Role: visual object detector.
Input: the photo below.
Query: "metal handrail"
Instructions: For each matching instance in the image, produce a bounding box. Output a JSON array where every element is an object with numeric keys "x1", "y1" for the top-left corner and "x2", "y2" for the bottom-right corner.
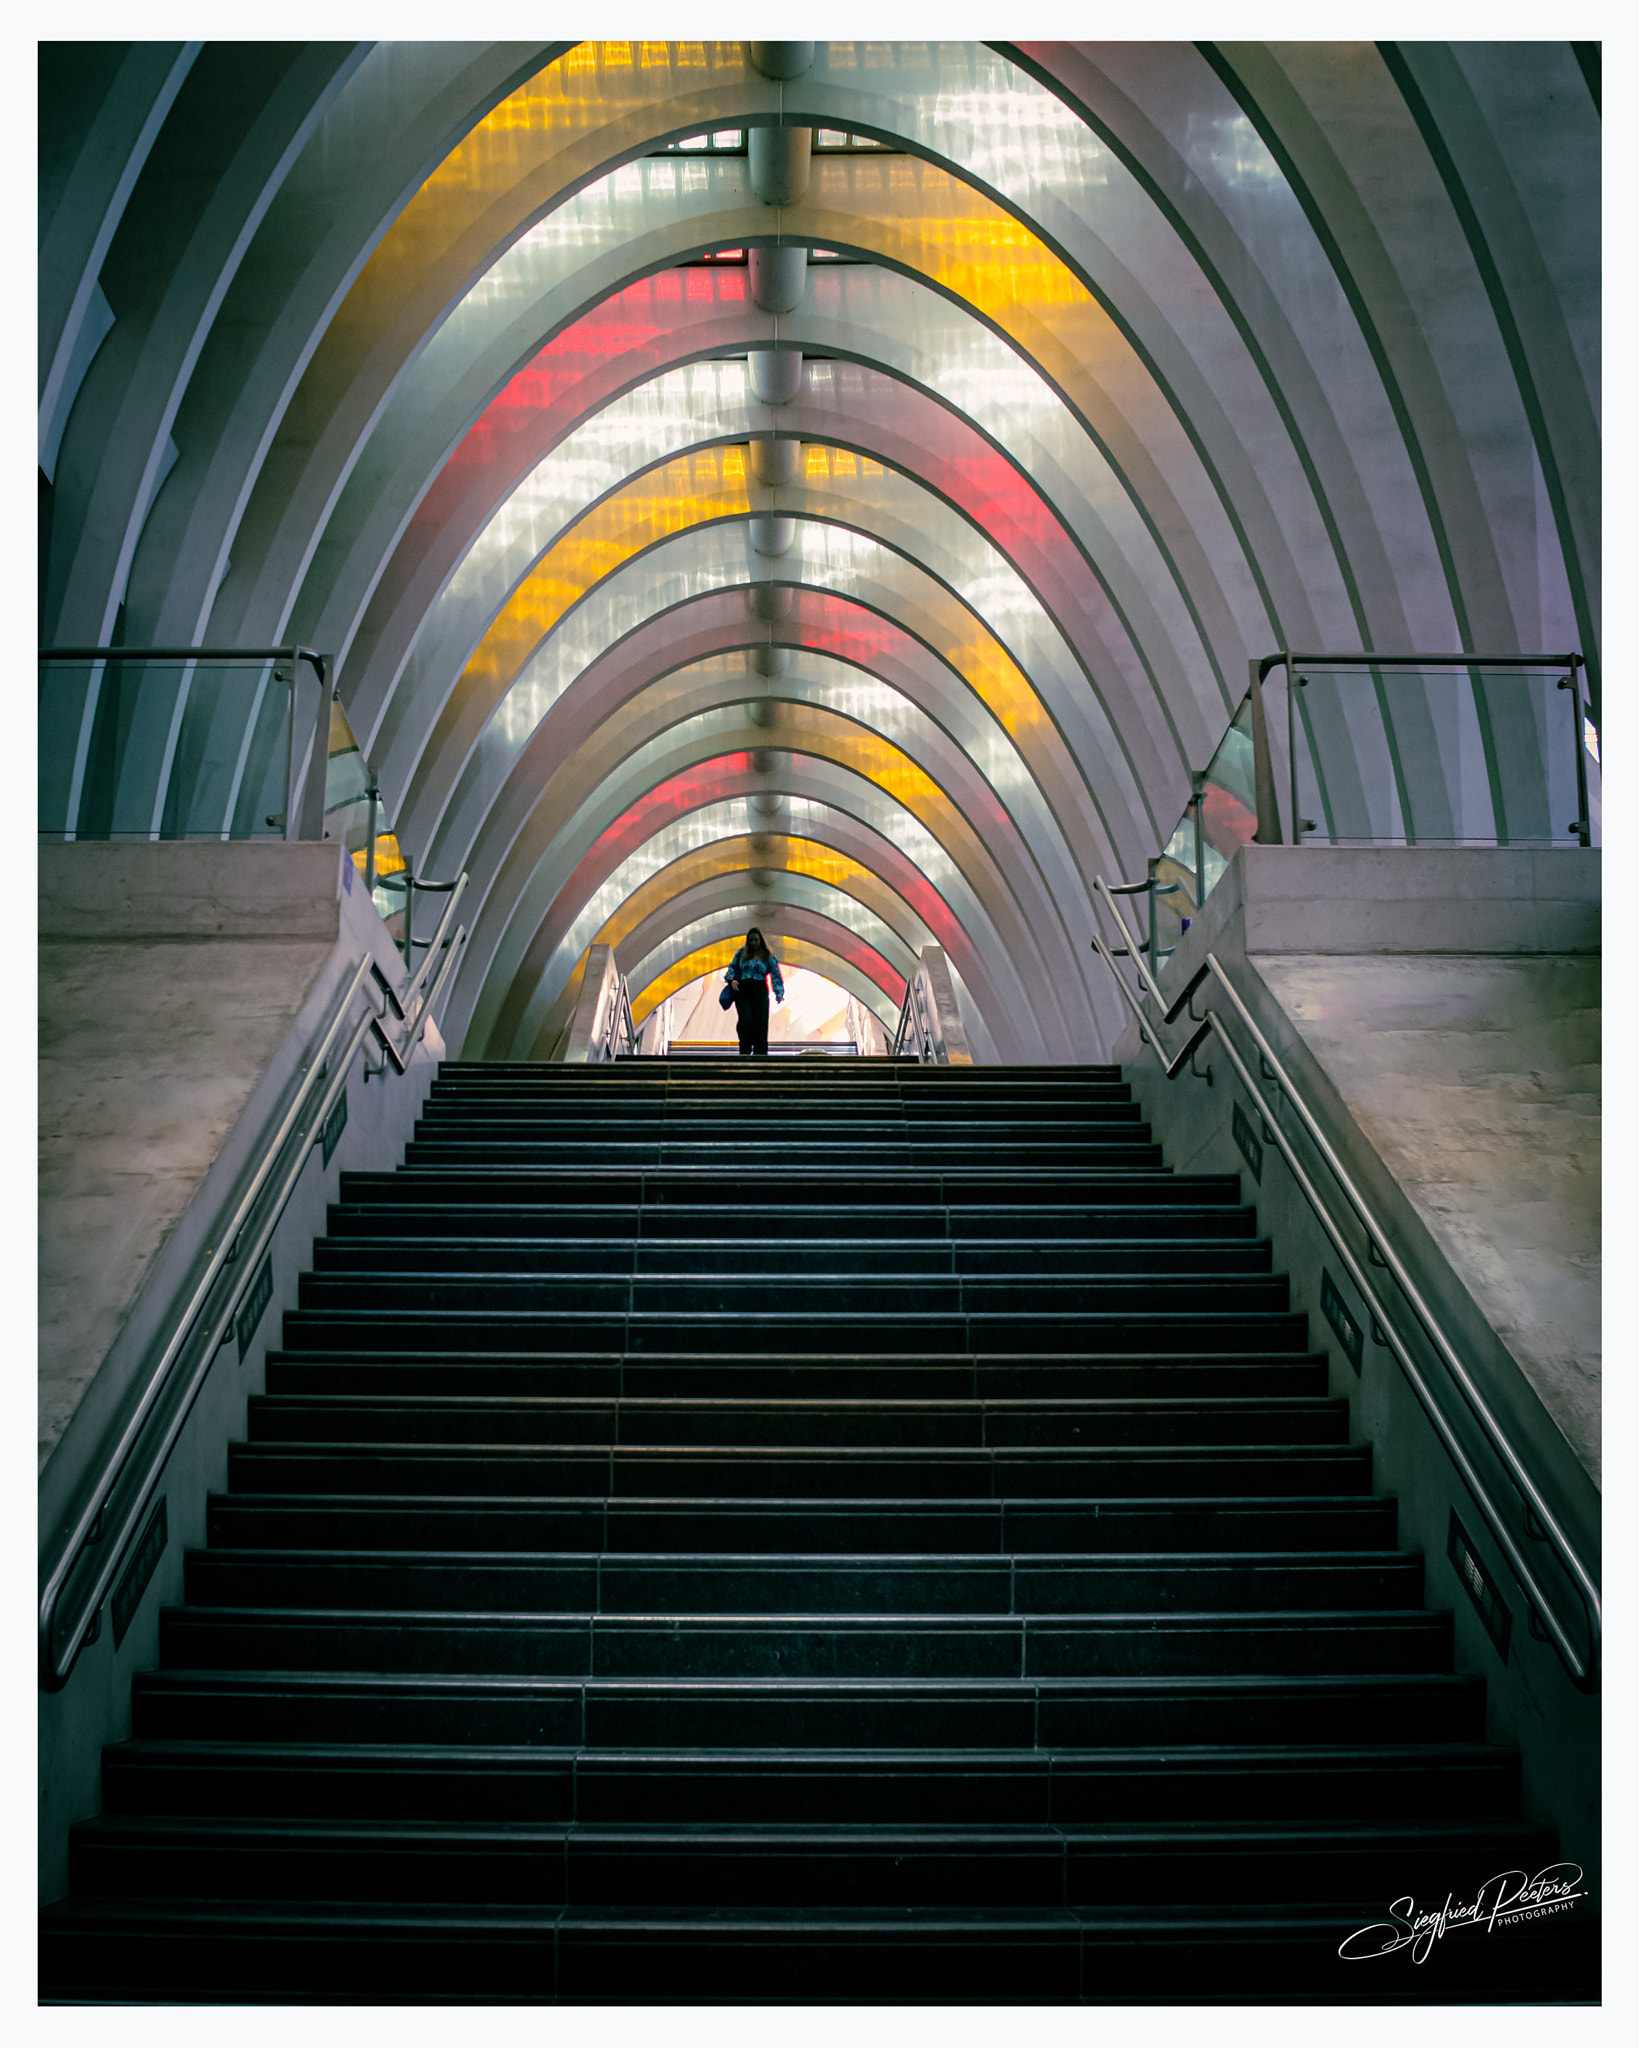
[
  {"x1": 600, "y1": 975, "x2": 639, "y2": 1061},
  {"x1": 1093, "y1": 877, "x2": 1174, "y2": 1015},
  {"x1": 399, "y1": 920, "x2": 466, "y2": 1070},
  {"x1": 1090, "y1": 890, "x2": 1600, "y2": 1691},
  {"x1": 893, "y1": 975, "x2": 937, "y2": 1063},
  {"x1": 359, "y1": 865, "x2": 464, "y2": 981},
  {"x1": 374, "y1": 866, "x2": 464, "y2": 971},
  {"x1": 367, "y1": 923, "x2": 469, "y2": 1080},
  {"x1": 39, "y1": 646, "x2": 328, "y2": 676},
  {"x1": 38, "y1": 900, "x2": 465, "y2": 1691},
  {"x1": 406, "y1": 876, "x2": 466, "y2": 1008},
  {"x1": 1256, "y1": 650, "x2": 1584, "y2": 679}
]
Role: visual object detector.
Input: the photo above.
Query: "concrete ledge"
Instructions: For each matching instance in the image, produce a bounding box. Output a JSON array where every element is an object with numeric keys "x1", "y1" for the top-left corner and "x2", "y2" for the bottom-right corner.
[
  {"x1": 40, "y1": 841, "x2": 344, "y2": 939},
  {"x1": 1123, "y1": 844, "x2": 1600, "y2": 1508},
  {"x1": 38, "y1": 844, "x2": 360, "y2": 1475},
  {"x1": 1223, "y1": 846, "x2": 1599, "y2": 955}
]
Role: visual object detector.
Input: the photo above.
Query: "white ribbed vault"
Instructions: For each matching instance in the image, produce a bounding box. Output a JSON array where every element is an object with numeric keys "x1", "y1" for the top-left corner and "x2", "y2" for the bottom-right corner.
[{"x1": 39, "y1": 39, "x2": 1600, "y2": 1057}]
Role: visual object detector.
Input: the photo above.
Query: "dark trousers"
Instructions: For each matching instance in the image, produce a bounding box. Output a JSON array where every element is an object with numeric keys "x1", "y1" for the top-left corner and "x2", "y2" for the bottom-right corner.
[{"x1": 733, "y1": 986, "x2": 769, "y2": 1056}]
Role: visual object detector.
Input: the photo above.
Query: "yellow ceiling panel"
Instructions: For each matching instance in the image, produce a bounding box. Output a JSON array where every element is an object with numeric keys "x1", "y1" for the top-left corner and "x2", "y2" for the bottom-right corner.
[
  {"x1": 631, "y1": 933, "x2": 891, "y2": 1022},
  {"x1": 457, "y1": 443, "x2": 1058, "y2": 773},
  {"x1": 417, "y1": 41, "x2": 747, "y2": 197},
  {"x1": 460, "y1": 447, "x2": 751, "y2": 691},
  {"x1": 806, "y1": 155, "x2": 1096, "y2": 321},
  {"x1": 632, "y1": 939, "x2": 742, "y2": 1015},
  {"x1": 590, "y1": 832, "x2": 896, "y2": 952}
]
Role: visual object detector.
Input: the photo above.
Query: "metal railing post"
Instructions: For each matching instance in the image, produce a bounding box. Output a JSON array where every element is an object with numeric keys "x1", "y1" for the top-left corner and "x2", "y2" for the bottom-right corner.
[
  {"x1": 302, "y1": 656, "x2": 330, "y2": 842},
  {"x1": 1247, "y1": 658, "x2": 1284, "y2": 844},
  {"x1": 1560, "y1": 663, "x2": 1592, "y2": 849},
  {"x1": 364, "y1": 786, "x2": 379, "y2": 894},
  {"x1": 281, "y1": 663, "x2": 298, "y2": 842},
  {"x1": 1189, "y1": 775, "x2": 1205, "y2": 915},
  {"x1": 1285, "y1": 654, "x2": 1303, "y2": 841}
]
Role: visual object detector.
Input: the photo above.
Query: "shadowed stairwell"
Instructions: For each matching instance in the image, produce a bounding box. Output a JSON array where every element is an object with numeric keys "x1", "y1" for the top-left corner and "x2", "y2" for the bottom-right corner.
[{"x1": 39, "y1": 1056, "x2": 1597, "y2": 2002}]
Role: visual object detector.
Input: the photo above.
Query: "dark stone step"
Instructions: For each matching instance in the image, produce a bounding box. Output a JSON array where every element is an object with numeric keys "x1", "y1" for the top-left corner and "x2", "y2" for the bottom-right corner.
[
  {"x1": 323, "y1": 1203, "x2": 1260, "y2": 1242},
  {"x1": 309, "y1": 1237, "x2": 1275, "y2": 1278},
  {"x1": 408, "y1": 1126, "x2": 1151, "y2": 1153},
  {"x1": 263, "y1": 1352, "x2": 1330, "y2": 1402},
  {"x1": 336, "y1": 1172, "x2": 1238, "y2": 1210},
  {"x1": 431, "y1": 1073, "x2": 1127, "y2": 1096},
  {"x1": 400, "y1": 1142, "x2": 1169, "y2": 1171},
  {"x1": 277, "y1": 1310, "x2": 1313, "y2": 1357},
  {"x1": 205, "y1": 1491, "x2": 1398, "y2": 1556},
  {"x1": 442, "y1": 1063, "x2": 1115, "y2": 1078},
  {"x1": 183, "y1": 1548, "x2": 1422, "y2": 1616},
  {"x1": 157, "y1": 1605, "x2": 1451, "y2": 1679},
  {"x1": 427, "y1": 1075, "x2": 1131, "y2": 1089},
  {"x1": 99, "y1": 1737, "x2": 1516, "y2": 1824},
  {"x1": 225, "y1": 1441, "x2": 1373, "y2": 1500},
  {"x1": 551, "y1": 1895, "x2": 1597, "y2": 2004},
  {"x1": 131, "y1": 1668, "x2": 1488, "y2": 1748},
  {"x1": 293, "y1": 1274, "x2": 1292, "y2": 1317},
  {"x1": 415, "y1": 1102, "x2": 1145, "y2": 1128},
  {"x1": 428, "y1": 1078, "x2": 1132, "y2": 1098},
  {"x1": 243, "y1": 1394, "x2": 1346, "y2": 1451},
  {"x1": 64, "y1": 1812, "x2": 1550, "y2": 1911},
  {"x1": 38, "y1": 1895, "x2": 1599, "y2": 2004}
]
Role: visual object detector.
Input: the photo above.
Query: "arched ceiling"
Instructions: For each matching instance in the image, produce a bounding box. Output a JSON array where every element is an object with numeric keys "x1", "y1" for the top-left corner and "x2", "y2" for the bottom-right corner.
[{"x1": 40, "y1": 39, "x2": 1599, "y2": 1059}]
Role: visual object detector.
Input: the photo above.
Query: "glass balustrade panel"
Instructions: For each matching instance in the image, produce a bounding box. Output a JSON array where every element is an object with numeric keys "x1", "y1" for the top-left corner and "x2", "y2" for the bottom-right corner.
[{"x1": 38, "y1": 659, "x2": 299, "y2": 842}]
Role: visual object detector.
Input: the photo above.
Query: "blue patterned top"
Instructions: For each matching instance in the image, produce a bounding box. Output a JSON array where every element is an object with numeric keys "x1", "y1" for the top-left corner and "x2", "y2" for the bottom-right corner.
[{"x1": 724, "y1": 949, "x2": 785, "y2": 1003}]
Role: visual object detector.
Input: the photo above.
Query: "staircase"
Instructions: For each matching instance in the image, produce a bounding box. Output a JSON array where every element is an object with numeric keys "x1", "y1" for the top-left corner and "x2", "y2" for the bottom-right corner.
[{"x1": 41, "y1": 1058, "x2": 1596, "y2": 2002}]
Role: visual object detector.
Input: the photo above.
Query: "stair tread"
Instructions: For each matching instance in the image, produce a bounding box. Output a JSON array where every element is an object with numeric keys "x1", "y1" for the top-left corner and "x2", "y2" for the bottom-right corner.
[
  {"x1": 192, "y1": 1546, "x2": 1412, "y2": 1563},
  {"x1": 250, "y1": 1395, "x2": 1337, "y2": 1410},
  {"x1": 77, "y1": 1810, "x2": 1547, "y2": 1842},
  {"x1": 138, "y1": 1667, "x2": 1485, "y2": 1695},
  {"x1": 168, "y1": 1603, "x2": 1442, "y2": 1621},
  {"x1": 107, "y1": 1735, "x2": 1506, "y2": 1758},
  {"x1": 233, "y1": 1441, "x2": 1360, "y2": 1454}
]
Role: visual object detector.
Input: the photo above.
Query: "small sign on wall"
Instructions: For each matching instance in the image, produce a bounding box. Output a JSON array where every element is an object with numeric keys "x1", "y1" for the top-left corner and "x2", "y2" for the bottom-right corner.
[
  {"x1": 1320, "y1": 1267, "x2": 1364, "y2": 1375},
  {"x1": 111, "y1": 1496, "x2": 167, "y2": 1649},
  {"x1": 1231, "y1": 1099, "x2": 1263, "y2": 1183},
  {"x1": 1448, "y1": 1508, "x2": 1512, "y2": 1664},
  {"x1": 235, "y1": 1254, "x2": 274, "y2": 1362},
  {"x1": 321, "y1": 1086, "x2": 348, "y2": 1166}
]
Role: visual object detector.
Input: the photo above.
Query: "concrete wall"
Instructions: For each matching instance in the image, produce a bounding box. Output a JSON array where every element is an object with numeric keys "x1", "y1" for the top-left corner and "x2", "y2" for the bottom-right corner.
[
  {"x1": 1111, "y1": 847, "x2": 1600, "y2": 1889},
  {"x1": 38, "y1": 842, "x2": 446, "y2": 1902}
]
